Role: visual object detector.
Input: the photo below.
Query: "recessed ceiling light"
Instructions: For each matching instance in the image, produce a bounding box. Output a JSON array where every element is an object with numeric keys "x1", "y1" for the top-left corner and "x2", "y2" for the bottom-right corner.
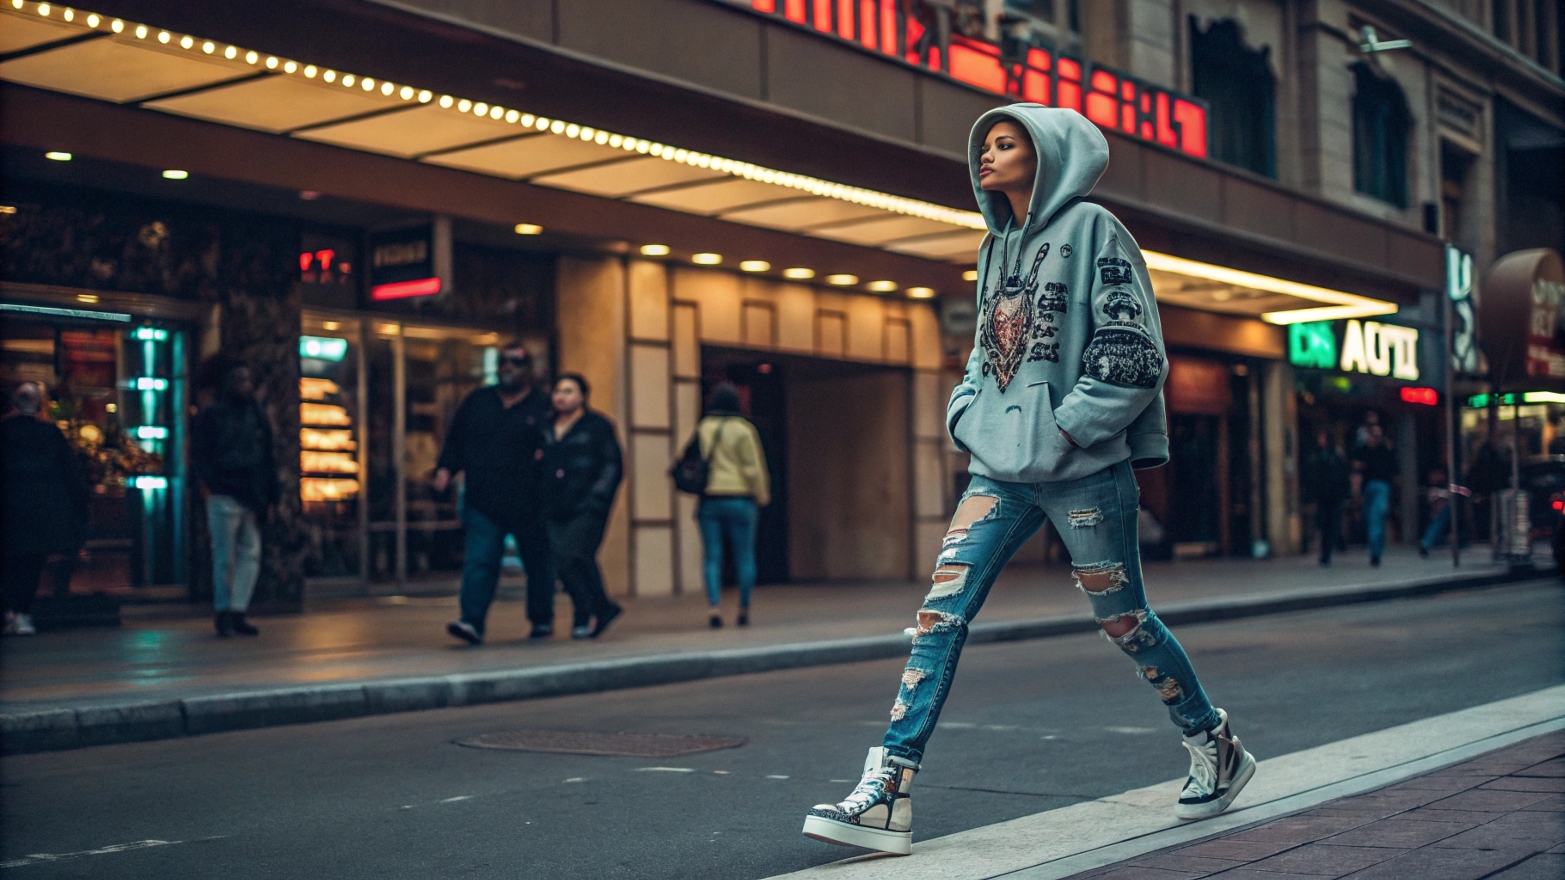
[
  {"x1": 640, "y1": 244, "x2": 671, "y2": 256},
  {"x1": 299, "y1": 190, "x2": 320, "y2": 200},
  {"x1": 962, "y1": 270, "x2": 979, "y2": 281},
  {"x1": 162, "y1": 169, "x2": 189, "y2": 180},
  {"x1": 866, "y1": 280, "x2": 898, "y2": 292},
  {"x1": 692, "y1": 253, "x2": 722, "y2": 265},
  {"x1": 45, "y1": 151, "x2": 72, "y2": 161},
  {"x1": 782, "y1": 267, "x2": 815, "y2": 280},
  {"x1": 825, "y1": 274, "x2": 859, "y2": 286},
  {"x1": 739, "y1": 260, "x2": 770, "y2": 272},
  {"x1": 906, "y1": 287, "x2": 936, "y2": 299},
  {"x1": 514, "y1": 223, "x2": 543, "y2": 235}
]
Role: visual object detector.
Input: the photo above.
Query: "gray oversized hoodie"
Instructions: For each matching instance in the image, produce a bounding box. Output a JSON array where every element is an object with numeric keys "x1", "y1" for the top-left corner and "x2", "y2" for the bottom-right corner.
[{"x1": 947, "y1": 104, "x2": 1169, "y2": 483}]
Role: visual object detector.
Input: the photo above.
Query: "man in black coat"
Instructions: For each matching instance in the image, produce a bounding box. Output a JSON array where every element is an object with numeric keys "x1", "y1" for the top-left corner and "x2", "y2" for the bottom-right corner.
[
  {"x1": 541, "y1": 373, "x2": 624, "y2": 639},
  {"x1": 1311, "y1": 429, "x2": 1351, "y2": 566},
  {"x1": 1, "y1": 382, "x2": 89, "y2": 635},
  {"x1": 191, "y1": 362, "x2": 279, "y2": 636},
  {"x1": 433, "y1": 342, "x2": 554, "y2": 644}
]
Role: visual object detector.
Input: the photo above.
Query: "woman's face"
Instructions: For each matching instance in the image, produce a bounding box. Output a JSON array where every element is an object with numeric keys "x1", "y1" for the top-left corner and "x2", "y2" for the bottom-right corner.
[
  {"x1": 552, "y1": 379, "x2": 585, "y2": 414},
  {"x1": 978, "y1": 120, "x2": 1037, "y2": 194}
]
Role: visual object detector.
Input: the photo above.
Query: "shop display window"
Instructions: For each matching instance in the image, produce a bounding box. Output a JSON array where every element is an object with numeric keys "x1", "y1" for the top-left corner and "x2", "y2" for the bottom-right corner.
[{"x1": 299, "y1": 315, "x2": 363, "y2": 578}]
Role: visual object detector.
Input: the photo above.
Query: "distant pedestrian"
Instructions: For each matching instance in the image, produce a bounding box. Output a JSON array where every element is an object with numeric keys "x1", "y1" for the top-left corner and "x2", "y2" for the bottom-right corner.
[
  {"x1": 191, "y1": 363, "x2": 279, "y2": 636},
  {"x1": 1419, "y1": 467, "x2": 1467, "y2": 556},
  {"x1": 1311, "y1": 430, "x2": 1351, "y2": 566},
  {"x1": 1, "y1": 382, "x2": 89, "y2": 636},
  {"x1": 433, "y1": 342, "x2": 554, "y2": 645},
  {"x1": 694, "y1": 382, "x2": 770, "y2": 629},
  {"x1": 541, "y1": 374, "x2": 624, "y2": 640},
  {"x1": 1353, "y1": 424, "x2": 1396, "y2": 566}
]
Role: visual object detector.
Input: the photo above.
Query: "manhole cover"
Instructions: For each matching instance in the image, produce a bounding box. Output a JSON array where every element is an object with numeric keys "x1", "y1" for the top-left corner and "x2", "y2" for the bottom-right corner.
[{"x1": 454, "y1": 729, "x2": 746, "y2": 757}]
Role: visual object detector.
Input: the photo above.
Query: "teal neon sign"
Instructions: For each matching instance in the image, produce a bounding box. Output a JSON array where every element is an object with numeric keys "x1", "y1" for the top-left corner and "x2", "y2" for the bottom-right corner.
[
  {"x1": 300, "y1": 336, "x2": 348, "y2": 362},
  {"x1": 1288, "y1": 322, "x2": 1336, "y2": 370}
]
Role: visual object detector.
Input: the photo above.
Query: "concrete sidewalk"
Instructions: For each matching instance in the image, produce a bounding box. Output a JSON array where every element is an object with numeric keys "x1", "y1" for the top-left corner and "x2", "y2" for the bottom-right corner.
[
  {"x1": 0, "y1": 546, "x2": 1545, "y2": 753},
  {"x1": 1068, "y1": 731, "x2": 1565, "y2": 880}
]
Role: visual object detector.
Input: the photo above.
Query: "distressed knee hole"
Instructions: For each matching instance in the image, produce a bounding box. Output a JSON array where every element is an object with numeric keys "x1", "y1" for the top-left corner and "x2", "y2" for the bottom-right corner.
[
  {"x1": 1067, "y1": 507, "x2": 1104, "y2": 529},
  {"x1": 890, "y1": 700, "x2": 910, "y2": 721},
  {"x1": 1139, "y1": 665, "x2": 1185, "y2": 704},
  {"x1": 1072, "y1": 561, "x2": 1128, "y2": 594},
  {"x1": 1097, "y1": 609, "x2": 1153, "y2": 650},
  {"x1": 901, "y1": 668, "x2": 926, "y2": 689},
  {"x1": 904, "y1": 609, "x2": 966, "y2": 641},
  {"x1": 926, "y1": 564, "x2": 969, "y2": 599}
]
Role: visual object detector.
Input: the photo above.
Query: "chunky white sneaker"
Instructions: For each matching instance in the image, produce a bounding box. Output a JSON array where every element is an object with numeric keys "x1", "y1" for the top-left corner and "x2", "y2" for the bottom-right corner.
[
  {"x1": 1176, "y1": 708, "x2": 1255, "y2": 820},
  {"x1": 802, "y1": 747, "x2": 918, "y2": 855}
]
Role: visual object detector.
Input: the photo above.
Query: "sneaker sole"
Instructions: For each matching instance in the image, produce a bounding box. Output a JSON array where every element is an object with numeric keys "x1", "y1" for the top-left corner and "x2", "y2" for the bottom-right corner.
[
  {"x1": 1176, "y1": 751, "x2": 1256, "y2": 820},
  {"x1": 446, "y1": 623, "x2": 482, "y2": 645},
  {"x1": 802, "y1": 814, "x2": 911, "y2": 855}
]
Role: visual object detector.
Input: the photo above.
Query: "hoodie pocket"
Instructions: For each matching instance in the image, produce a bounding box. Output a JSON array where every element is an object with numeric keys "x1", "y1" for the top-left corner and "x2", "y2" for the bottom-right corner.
[{"x1": 958, "y1": 380, "x2": 1072, "y2": 482}]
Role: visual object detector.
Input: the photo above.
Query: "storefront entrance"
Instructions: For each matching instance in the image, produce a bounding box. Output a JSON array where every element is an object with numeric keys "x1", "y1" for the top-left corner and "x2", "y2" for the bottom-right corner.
[{"x1": 0, "y1": 296, "x2": 190, "y2": 593}]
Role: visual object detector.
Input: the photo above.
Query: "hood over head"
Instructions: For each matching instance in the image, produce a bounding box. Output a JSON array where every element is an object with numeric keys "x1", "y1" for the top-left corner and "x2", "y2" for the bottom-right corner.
[{"x1": 969, "y1": 104, "x2": 1109, "y2": 234}]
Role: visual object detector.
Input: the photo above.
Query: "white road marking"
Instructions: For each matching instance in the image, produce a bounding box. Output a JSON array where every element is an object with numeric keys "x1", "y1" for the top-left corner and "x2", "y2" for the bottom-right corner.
[
  {"x1": 1103, "y1": 726, "x2": 1156, "y2": 734},
  {"x1": 713, "y1": 770, "x2": 731, "y2": 775},
  {"x1": 636, "y1": 766, "x2": 695, "y2": 773},
  {"x1": 767, "y1": 775, "x2": 791, "y2": 779},
  {"x1": 564, "y1": 777, "x2": 587, "y2": 783},
  {"x1": 439, "y1": 796, "x2": 473, "y2": 804},
  {"x1": 768, "y1": 684, "x2": 1565, "y2": 880},
  {"x1": 0, "y1": 840, "x2": 182, "y2": 869}
]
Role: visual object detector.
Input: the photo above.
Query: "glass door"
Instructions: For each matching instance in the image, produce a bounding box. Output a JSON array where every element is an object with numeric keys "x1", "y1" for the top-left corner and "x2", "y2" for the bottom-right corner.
[{"x1": 299, "y1": 314, "x2": 365, "y2": 581}]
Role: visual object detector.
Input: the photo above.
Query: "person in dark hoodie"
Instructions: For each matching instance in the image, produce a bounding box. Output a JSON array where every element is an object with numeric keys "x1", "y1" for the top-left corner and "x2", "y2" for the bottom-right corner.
[
  {"x1": 1, "y1": 382, "x2": 89, "y2": 636},
  {"x1": 541, "y1": 374, "x2": 624, "y2": 640},
  {"x1": 802, "y1": 106, "x2": 1255, "y2": 856},
  {"x1": 191, "y1": 362, "x2": 279, "y2": 637}
]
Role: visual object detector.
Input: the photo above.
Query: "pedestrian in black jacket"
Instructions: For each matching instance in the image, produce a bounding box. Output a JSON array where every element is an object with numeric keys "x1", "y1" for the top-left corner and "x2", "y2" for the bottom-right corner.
[
  {"x1": 1, "y1": 382, "x2": 89, "y2": 636},
  {"x1": 191, "y1": 363, "x2": 279, "y2": 636},
  {"x1": 542, "y1": 374, "x2": 623, "y2": 639},
  {"x1": 434, "y1": 342, "x2": 555, "y2": 645},
  {"x1": 1311, "y1": 430, "x2": 1351, "y2": 566}
]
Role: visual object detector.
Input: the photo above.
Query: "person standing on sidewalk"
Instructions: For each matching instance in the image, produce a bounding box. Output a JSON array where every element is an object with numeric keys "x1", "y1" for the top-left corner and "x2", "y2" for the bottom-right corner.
[
  {"x1": 434, "y1": 342, "x2": 554, "y2": 644},
  {"x1": 695, "y1": 382, "x2": 769, "y2": 628},
  {"x1": 1, "y1": 382, "x2": 89, "y2": 636},
  {"x1": 802, "y1": 106, "x2": 1255, "y2": 856},
  {"x1": 1353, "y1": 424, "x2": 1396, "y2": 567},
  {"x1": 541, "y1": 374, "x2": 624, "y2": 640},
  {"x1": 191, "y1": 363, "x2": 279, "y2": 637},
  {"x1": 1312, "y1": 430, "x2": 1351, "y2": 566}
]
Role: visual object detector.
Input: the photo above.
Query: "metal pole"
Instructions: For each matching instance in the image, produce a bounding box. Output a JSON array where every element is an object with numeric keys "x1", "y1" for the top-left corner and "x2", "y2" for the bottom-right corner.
[
  {"x1": 393, "y1": 329, "x2": 407, "y2": 588},
  {"x1": 357, "y1": 319, "x2": 370, "y2": 594},
  {"x1": 1443, "y1": 292, "x2": 1460, "y2": 567}
]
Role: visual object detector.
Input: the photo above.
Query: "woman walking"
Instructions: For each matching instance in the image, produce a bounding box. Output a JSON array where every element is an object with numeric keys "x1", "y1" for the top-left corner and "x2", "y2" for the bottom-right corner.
[
  {"x1": 801, "y1": 105, "x2": 1255, "y2": 855},
  {"x1": 696, "y1": 382, "x2": 769, "y2": 628},
  {"x1": 541, "y1": 374, "x2": 624, "y2": 640}
]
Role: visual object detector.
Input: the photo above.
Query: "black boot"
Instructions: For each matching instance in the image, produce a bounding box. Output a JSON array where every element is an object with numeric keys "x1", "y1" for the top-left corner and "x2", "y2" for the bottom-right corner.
[
  {"x1": 215, "y1": 611, "x2": 232, "y2": 636},
  {"x1": 230, "y1": 613, "x2": 259, "y2": 636}
]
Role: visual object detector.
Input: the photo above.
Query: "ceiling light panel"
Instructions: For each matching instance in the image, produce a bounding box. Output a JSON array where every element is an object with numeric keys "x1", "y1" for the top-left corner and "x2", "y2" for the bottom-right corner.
[
  {"x1": 530, "y1": 155, "x2": 726, "y2": 198},
  {"x1": 0, "y1": 7, "x2": 90, "y2": 53},
  {"x1": 294, "y1": 102, "x2": 518, "y2": 158},
  {"x1": 0, "y1": 30, "x2": 251, "y2": 102},
  {"x1": 423, "y1": 132, "x2": 628, "y2": 178},
  {"x1": 144, "y1": 74, "x2": 401, "y2": 133},
  {"x1": 886, "y1": 230, "x2": 988, "y2": 259},
  {"x1": 719, "y1": 197, "x2": 896, "y2": 231},
  {"x1": 810, "y1": 214, "x2": 965, "y2": 246},
  {"x1": 631, "y1": 177, "x2": 801, "y2": 215}
]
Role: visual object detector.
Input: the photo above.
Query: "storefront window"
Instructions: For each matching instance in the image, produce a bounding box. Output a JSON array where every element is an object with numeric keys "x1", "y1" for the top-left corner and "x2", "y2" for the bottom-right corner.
[
  {"x1": 299, "y1": 314, "x2": 363, "y2": 579},
  {"x1": 0, "y1": 310, "x2": 184, "y2": 590}
]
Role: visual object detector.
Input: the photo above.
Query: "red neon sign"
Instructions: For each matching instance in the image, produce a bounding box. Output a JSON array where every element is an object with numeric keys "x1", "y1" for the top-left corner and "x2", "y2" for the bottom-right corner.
[
  {"x1": 1399, "y1": 387, "x2": 1438, "y2": 406},
  {"x1": 742, "y1": 1, "x2": 1207, "y2": 159},
  {"x1": 371, "y1": 277, "x2": 442, "y2": 300}
]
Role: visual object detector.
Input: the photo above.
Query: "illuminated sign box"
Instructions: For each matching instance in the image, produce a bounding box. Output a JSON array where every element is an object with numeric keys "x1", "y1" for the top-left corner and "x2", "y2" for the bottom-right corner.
[
  {"x1": 736, "y1": 1, "x2": 1209, "y2": 159},
  {"x1": 368, "y1": 225, "x2": 440, "y2": 301},
  {"x1": 1288, "y1": 319, "x2": 1421, "y2": 381}
]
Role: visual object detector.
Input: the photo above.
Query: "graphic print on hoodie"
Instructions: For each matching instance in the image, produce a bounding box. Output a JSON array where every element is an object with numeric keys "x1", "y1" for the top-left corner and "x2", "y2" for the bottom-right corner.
[{"x1": 949, "y1": 104, "x2": 1170, "y2": 484}]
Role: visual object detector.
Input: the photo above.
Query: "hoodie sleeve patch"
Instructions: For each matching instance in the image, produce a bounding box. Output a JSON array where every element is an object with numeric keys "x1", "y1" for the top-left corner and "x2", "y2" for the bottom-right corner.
[
  {"x1": 1082, "y1": 327, "x2": 1162, "y2": 388},
  {"x1": 1098, "y1": 257, "x2": 1134, "y2": 286}
]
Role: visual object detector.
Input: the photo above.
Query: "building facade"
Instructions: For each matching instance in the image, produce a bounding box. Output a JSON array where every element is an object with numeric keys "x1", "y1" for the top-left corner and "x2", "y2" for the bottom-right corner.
[{"x1": 3, "y1": 0, "x2": 1552, "y2": 606}]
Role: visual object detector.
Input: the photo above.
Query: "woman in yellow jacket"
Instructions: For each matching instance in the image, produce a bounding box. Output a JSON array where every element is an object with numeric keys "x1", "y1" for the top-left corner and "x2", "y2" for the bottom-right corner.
[{"x1": 697, "y1": 383, "x2": 770, "y2": 628}]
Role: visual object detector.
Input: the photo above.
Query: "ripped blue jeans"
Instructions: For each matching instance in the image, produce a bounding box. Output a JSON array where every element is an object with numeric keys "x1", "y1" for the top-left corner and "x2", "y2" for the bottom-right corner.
[{"x1": 884, "y1": 462, "x2": 1220, "y2": 765}]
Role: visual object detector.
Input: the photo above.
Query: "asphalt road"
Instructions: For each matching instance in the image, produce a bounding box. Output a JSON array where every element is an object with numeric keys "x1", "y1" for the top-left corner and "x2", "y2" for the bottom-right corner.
[{"x1": 2, "y1": 579, "x2": 1560, "y2": 880}]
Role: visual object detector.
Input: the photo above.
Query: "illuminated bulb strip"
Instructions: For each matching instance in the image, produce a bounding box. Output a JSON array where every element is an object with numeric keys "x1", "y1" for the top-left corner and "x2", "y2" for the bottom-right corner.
[
  {"x1": 24, "y1": 2, "x2": 988, "y2": 233},
  {"x1": 1142, "y1": 251, "x2": 1398, "y2": 324}
]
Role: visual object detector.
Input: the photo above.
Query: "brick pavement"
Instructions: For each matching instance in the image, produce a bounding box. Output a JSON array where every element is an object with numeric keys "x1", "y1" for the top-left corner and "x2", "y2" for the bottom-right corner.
[{"x1": 1073, "y1": 732, "x2": 1565, "y2": 880}]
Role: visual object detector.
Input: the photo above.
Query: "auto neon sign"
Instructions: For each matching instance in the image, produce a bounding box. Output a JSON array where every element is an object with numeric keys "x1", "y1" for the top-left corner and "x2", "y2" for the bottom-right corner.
[
  {"x1": 738, "y1": 0, "x2": 1208, "y2": 158},
  {"x1": 1288, "y1": 320, "x2": 1420, "y2": 381}
]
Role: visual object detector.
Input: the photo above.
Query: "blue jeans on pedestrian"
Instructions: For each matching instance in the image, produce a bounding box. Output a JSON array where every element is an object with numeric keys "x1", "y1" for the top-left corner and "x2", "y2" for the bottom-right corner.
[
  {"x1": 1363, "y1": 480, "x2": 1391, "y2": 560},
  {"x1": 1420, "y1": 502, "x2": 1451, "y2": 551},
  {"x1": 458, "y1": 506, "x2": 554, "y2": 634},
  {"x1": 207, "y1": 493, "x2": 261, "y2": 613},
  {"x1": 697, "y1": 496, "x2": 758, "y2": 609},
  {"x1": 884, "y1": 462, "x2": 1220, "y2": 765}
]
